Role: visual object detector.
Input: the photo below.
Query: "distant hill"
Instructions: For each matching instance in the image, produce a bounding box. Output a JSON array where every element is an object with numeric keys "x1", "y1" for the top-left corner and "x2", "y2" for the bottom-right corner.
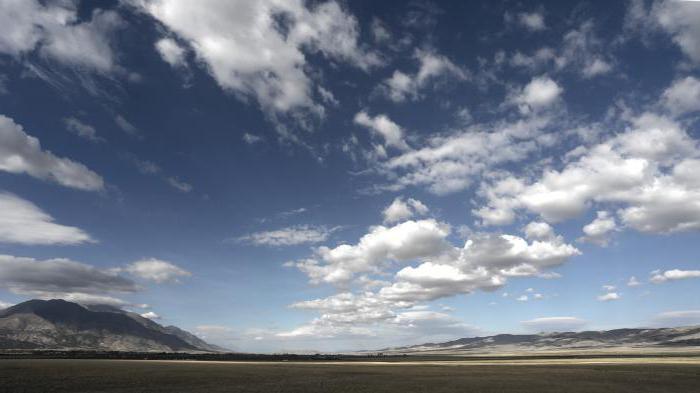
[
  {"x1": 378, "y1": 327, "x2": 700, "y2": 354},
  {"x1": 0, "y1": 299, "x2": 222, "y2": 352}
]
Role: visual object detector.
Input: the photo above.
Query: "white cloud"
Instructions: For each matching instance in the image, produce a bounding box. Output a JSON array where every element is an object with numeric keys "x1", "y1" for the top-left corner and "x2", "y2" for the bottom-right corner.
[
  {"x1": 579, "y1": 211, "x2": 618, "y2": 246},
  {"x1": 279, "y1": 291, "x2": 478, "y2": 340},
  {"x1": 155, "y1": 37, "x2": 187, "y2": 68},
  {"x1": 354, "y1": 112, "x2": 409, "y2": 151},
  {"x1": 242, "y1": 133, "x2": 264, "y2": 144},
  {"x1": 0, "y1": 0, "x2": 122, "y2": 72},
  {"x1": 661, "y1": 76, "x2": 700, "y2": 116},
  {"x1": 125, "y1": 258, "x2": 191, "y2": 283},
  {"x1": 140, "y1": 311, "x2": 161, "y2": 320},
  {"x1": 124, "y1": 154, "x2": 161, "y2": 175},
  {"x1": 291, "y1": 219, "x2": 452, "y2": 285},
  {"x1": 56, "y1": 293, "x2": 130, "y2": 307},
  {"x1": 239, "y1": 225, "x2": 336, "y2": 247},
  {"x1": 63, "y1": 117, "x2": 103, "y2": 143},
  {"x1": 0, "y1": 254, "x2": 138, "y2": 300},
  {"x1": 459, "y1": 233, "x2": 580, "y2": 277},
  {"x1": 518, "y1": 12, "x2": 546, "y2": 32},
  {"x1": 381, "y1": 49, "x2": 467, "y2": 102},
  {"x1": 476, "y1": 112, "x2": 700, "y2": 233},
  {"x1": 523, "y1": 221, "x2": 554, "y2": 240},
  {"x1": 558, "y1": 21, "x2": 614, "y2": 78},
  {"x1": 382, "y1": 263, "x2": 503, "y2": 302},
  {"x1": 650, "y1": 269, "x2": 700, "y2": 284},
  {"x1": 597, "y1": 292, "x2": 621, "y2": 301},
  {"x1": 0, "y1": 300, "x2": 13, "y2": 309},
  {"x1": 516, "y1": 295, "x2": 528, "y2": 302},
  {"x1": 582, "y1": 58, "x2": 613, "y2": 78},
  {"x1": 292, "y1": 218, "x2": 578, "y2": 305},
  {"x1": 383, "y1": 113, "x2": 558, "y2": 195},
  {"x1": 0, "y1": 192, "x2": 94, "y2": 245},
  {"x1": 167, "y1": 177, "x2": 193, "y2": 193},
  {"x1": 627, "y1": 276, "x2": 641, "y2": 287},
  {"x1": 0, "y1": 114, "x2": 104, "y2": 191},
  {"x1": 653, "y1": 1, "x2": 700, "y2": 65},
  {"x1": 514, "y1": 76, "x2": 563, "y2": 113},
  {"x1": 521, "y1": 316, "x2": 587, "y2": 331},
  {"x1": 382, "y1": 197, "x2": 429, "y2": 224},
  {"x1": 114, "y1": 115, "x2": 139, "y2": 137},
  {"x1": 370, "y1": 17, "x2": 391, "y2": 43},
  {"x1": 136, "y1": 0, "x2": 379, "y2": 115},
  {"x1": 510, "y1": 21, "x2": 612, "y2": 78},
  {"x1": 652, "y1": 310, "x2": 700, "y2": 327}
]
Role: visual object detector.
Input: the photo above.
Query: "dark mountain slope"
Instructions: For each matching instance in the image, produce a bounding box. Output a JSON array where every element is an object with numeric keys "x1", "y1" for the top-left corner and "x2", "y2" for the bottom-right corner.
[{"x1": 0, "y1": 299, "x2": 219, "y2": 352}]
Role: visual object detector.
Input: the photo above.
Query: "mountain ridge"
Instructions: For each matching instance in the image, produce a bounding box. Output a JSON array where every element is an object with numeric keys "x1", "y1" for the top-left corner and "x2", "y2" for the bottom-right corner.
[
  {"x1": 377, "y1": 326, "x2": 700, "y2": 354},
  {"x1": 0, "y1": 299, "x2": 221, "y2": 352}
]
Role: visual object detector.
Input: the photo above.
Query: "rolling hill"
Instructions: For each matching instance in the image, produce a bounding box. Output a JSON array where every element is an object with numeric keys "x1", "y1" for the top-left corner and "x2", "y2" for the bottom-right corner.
[{"x1": 379, "y1": 327, "x2": 700, "y2": 355}]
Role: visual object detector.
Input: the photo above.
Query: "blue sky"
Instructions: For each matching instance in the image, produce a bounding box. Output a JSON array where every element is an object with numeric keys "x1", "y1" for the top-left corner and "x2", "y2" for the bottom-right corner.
[{"x1": 0, "y1": 0, "x2": 699, "y2": 352}]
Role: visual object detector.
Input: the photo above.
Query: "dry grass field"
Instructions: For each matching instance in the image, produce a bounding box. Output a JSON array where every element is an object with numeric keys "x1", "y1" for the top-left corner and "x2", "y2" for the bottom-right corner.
[{"x1": 1, "y1": 358, "x2": 699, "y2": 393}]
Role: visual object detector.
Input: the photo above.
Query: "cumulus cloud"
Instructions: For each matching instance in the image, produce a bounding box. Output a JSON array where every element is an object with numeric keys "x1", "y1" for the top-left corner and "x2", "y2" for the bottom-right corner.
[
  {"x1": 627, "y1": 276, "x2": 642, "y2": 287},
  {"x1": 155, "y1": 37, "x2": 187, "y2": 68},
  {"x1": 523, "y1": 221, "x2": 554, "y2": 240},
  {"x1": 579, "y1": 211, "x2": 618, "y2": 246},
  {"x1": 517, "y1": 12, "x2": 546, "y2": 32},
  {"x1": 0, "y1": 300, "x2": 13, "y2": 309},
  {"x1": 354, "y1": 112, "x2": 410, "y2": 151},
  {"x1": 279, "y1": 291, "x2": 478, "y2": 340},
  {"x1": 513, "y1": 76, "x2": 563, "y2": 114},
  {"x1": 0, "y1": 115, "x2": 104, "y2": 191},
  {"x1": 0, "y1": 254, "x2": 138, "y2": 300},
  {"x1": 661, "y1": 76, "x2": 700, "y2": 116},
  {"x1": 382, "y1": 262, "x2": 504, "y2": 302},
  {"x1": 475, "y1": 111, "x2": 700, "y2": 233},
  {"x1": 381, "y1": 49, "x2": 468, "y2": 102},
  {"x1": 382, "y1": 197, "x2": 429, "y2": 224},
  {"x1": 651, "y1": 1, "x2": 700, "y2": 65},
  {"x1": 381, "y1": 113, "x2": 558, "y2": 195},
  {"x1": 292, "y1": 218, "x2": 578, "y2": 293},
  {"x1": 135, "y1": 0, "x2": 379, "y2": 115},
  {"x1": 140, "y1": 311, "x2": 161, "y2": 320},
  {"x1": 0, "y1": 0, "x2": 122, "y2": 72},
  {"x1": 597, "y1": 292, "x2": 621, "y2": 301},
  {"x1": 521, "y1": 316, "x2": 587, "y2": 332},
  {"x1": 0, "y1": 192, "x2": 94, "y2": 245},
  {"x1": 285, "y1": 213, "x2": 579, "y2": 342},
  {"x1": 124, "y1": 258, "x2": 191, "y2": 283},
  {"x1": 290, "y1": 219, "x2": 452, "y2": 285},
  {"x1": 650, "y1": 269, "x2": 700, "y2": 284},
  {"x1": 63, "y1": 117, "x2": 103, "y2": 143},
  {"x1": 239, "y1": 225, "x2": 337, "y2": 247}
]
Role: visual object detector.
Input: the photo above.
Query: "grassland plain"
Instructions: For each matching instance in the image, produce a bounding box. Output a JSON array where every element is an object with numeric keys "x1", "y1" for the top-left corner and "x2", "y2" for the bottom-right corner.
[{"x1": 1, "y1": 358, "x2": 700, "y2": 393}]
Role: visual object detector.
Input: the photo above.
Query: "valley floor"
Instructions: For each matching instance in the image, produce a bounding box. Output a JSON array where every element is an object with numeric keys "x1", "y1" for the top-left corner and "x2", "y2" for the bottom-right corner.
[{"x1": 1, "y1": 358, "x2": 700, "y2": 392}]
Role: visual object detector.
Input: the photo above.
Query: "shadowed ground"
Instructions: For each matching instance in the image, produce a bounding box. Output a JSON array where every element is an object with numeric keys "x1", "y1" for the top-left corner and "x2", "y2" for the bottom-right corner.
[{"x1": 1, "y1": 359, "x2": 700, "y2": 392}]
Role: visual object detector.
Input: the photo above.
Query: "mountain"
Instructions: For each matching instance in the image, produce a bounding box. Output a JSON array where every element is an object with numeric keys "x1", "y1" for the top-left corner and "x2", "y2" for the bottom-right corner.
[
  {"x1": 0, "y1": 299, "x2": 221, "y2": 352},
  {"x1": 378, "y1": 327, "x2": 700, "y2": 355}
]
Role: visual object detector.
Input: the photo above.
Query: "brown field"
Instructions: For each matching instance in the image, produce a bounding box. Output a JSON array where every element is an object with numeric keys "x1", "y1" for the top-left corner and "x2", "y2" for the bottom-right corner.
[{"x1": 1, "y1": 358, "x2": 700, "y2": 392}]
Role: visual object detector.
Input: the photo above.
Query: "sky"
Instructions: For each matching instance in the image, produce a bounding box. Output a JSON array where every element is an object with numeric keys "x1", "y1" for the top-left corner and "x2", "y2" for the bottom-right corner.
[{"x1": 0, "y1": 0, "x2": 699, "y2": 353}]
